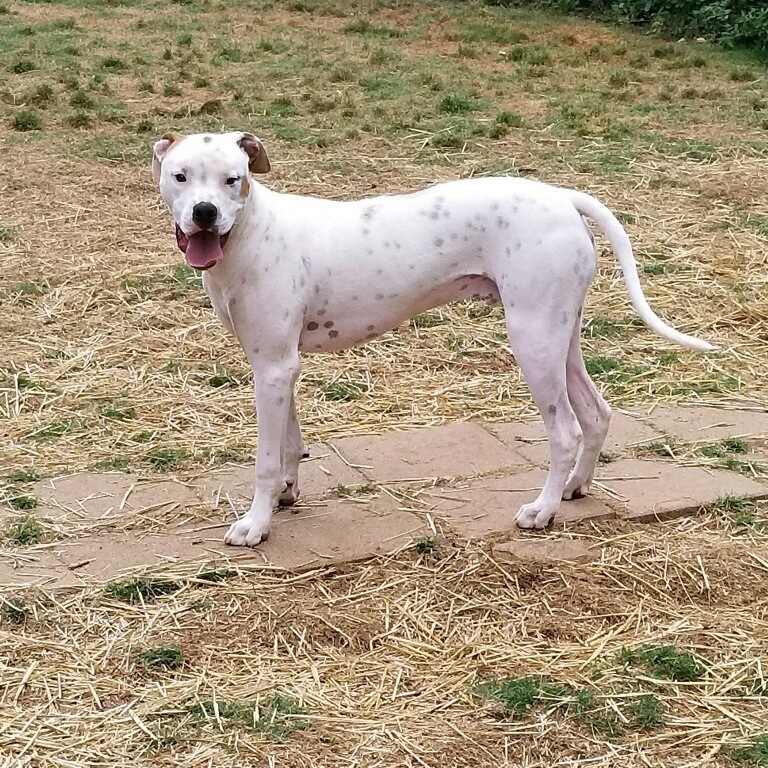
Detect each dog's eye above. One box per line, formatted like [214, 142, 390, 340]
[173, 173, 187, 183]
[225, 176, 239, 186]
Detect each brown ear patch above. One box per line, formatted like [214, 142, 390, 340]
[162, 131, 184, 150]
[238, 133, 271, 174]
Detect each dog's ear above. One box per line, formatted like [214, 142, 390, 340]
[238, 132, 271, 175]
[152, 132, 183, 182]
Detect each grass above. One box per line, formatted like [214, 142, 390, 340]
[5, 515, 44, 546]
[135, 645, 184, 673]
[712, 495, 765, 531]
[731, 735, 768, 765]
[194, 695, 311, 742]
[619, 644, 703, 682]
[0, 600, 30, 624]
[105, 578, 182, 603]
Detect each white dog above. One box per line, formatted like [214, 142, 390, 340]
[153, 131, 715, 547]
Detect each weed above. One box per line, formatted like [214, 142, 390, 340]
[195, 568, 237, 582]
[5, 515, 44, 546]
[12, 110, 42, 131]
[412, 310, 445, 328]
[99, 405, 136, 421]
[619, 644, 703, 681]
[320, 381, 362, 402]
[145, 448, 188, 471]
[330, 483, 378, 498]
[8, 495, 37, 511]
[11, 58, 36, 74]
[136, 646, 184, 673]
[28, 83, 55, 106]
[6, 469, 39, 484]
[495, 110, 522, 127]
[163, 84, 182, 97]
[70, 90, 95, 109]
[100, 56, 125, 71]
[93, 457, 130, 471]
[699, 437, 748, 458]
[730, 735, 768, 765]
[439, 93, 476, 114]
[712, 495, 764, 530]
[67, 112, 91, 128]
[630, 693, 664, 729]
[410, 536, 439, 556]
[29, 420, 80, 442]
[105, 578, 182, 603]
[1, 600, 30, 624]
[343, 18, 402, 38]
[478, 676, 569, 718]
[194, 695, 310, 741]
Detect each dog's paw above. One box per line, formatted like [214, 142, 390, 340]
[515, 502, 556, 530]
[224, 517, 270, 547]
[278, 481, 300, 507]
[561, 478, 589, 500]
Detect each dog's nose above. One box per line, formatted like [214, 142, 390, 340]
[192, 201, 218, 228]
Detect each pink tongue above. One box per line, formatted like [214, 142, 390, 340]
[185, 231, 223, 269]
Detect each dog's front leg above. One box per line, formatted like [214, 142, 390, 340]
[224, 355, 300, 547]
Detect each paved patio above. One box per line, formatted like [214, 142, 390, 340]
[3, 404, 768, 589]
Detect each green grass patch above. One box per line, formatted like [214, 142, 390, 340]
[410, 536, 439, 556]
[343, 18, 403, 38]
[5, 515, 44, 546]
[6, 469, 39, 484]
[105, 578, 182, 603]
[699, 437, 748, 458]
[477, 676, 569, 718]
[0, 600, 30, 624]
[145, 447, 189, 471]
[136, 645, 184, 673]
[711, 495, 765, 531]
[731, 735, 768, 765]
[194, 695, 310, 742]
[619, 644, 703, 681]
[8, 495, 37, 511]
[12, 109, 42, 131]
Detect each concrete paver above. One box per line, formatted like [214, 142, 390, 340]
[3, 407, 768, 587]
[596, 458, 768, 521]
[332, 421, 528, 484]
[418, 470, 615, 538]
[648, 405, 768, 443]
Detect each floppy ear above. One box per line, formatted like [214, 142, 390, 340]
[152, 132, 183, 182]
[238, 132, 271, 174]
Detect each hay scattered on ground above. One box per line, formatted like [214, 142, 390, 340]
[1, 512, 767, 766]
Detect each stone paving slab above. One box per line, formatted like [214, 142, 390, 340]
[3, 406, 768, 588]
[417, 470, 615, 539]
[648, 405, 768, 443]
[596, 458, 768, 521]
[332, 421, 528, 484]
[487, 411, 662, 466]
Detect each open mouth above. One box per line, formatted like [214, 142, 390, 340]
[175, 225, 231, 271]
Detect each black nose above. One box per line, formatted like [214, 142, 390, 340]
[192, 201, 218, 228]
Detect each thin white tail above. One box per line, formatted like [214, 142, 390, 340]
[569, 190, 717, 352]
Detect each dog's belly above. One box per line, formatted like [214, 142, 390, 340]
[298, 274, 499, 353]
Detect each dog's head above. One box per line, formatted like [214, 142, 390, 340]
[152, 131, 270, 271]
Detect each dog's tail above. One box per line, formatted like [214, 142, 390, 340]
[568, 190, 717, 352]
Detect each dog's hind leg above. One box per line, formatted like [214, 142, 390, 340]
[504, 306, 583, 530]
[561, 314, 611, 499]
[279, 392, 304, 506]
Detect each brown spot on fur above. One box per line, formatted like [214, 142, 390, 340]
[241, 175, 250, 198]
[307, 321, 319, 331]
[328, 330, 339, 338]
